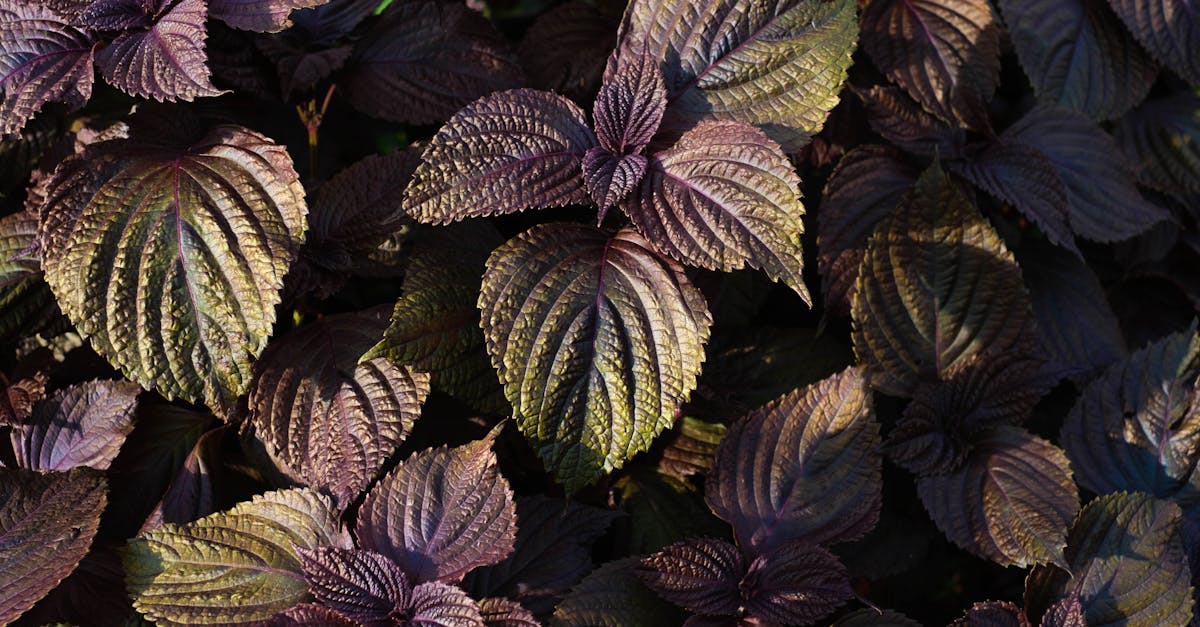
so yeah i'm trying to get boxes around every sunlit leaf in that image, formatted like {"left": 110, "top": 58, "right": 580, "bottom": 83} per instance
{"left": 95, "top": 0, "right": 224, "bottom": 101}
{"left": 0, "top": 1, "right": 94, "bottom": 136}
{"left": 297, "top": 546, "right": 407, "bottom": 623}
{"left": 12, "top": 379, "right": 139, "bottom": 472}
{"left": 208, "top": 0, "right": 329, "bottom": 32}
{"left": 479, "top": 597, "right": 540, "bottom": 627}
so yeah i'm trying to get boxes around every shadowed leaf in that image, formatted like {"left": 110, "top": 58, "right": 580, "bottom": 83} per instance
{"left": 0, "top": 211, "right": 55, "bottom": 344}
{"left": 142, "top": 425, "right": 229, "bottom": 530}
{"left": 298, "top": 546, "right": 407, "bottom": 623}
{"left": 740, "top": 542, "right": 852, "bottom": 626}
{"left": 852, "top": 84, "right": 967, "bottom": 158}
{"left": 636, "top": 537, "right": 744, "bottom": 616}
{"left": 519, "top": 0, "right": 621, "bottom": 102}
{"left": 12, "top": 379, "right": 139, "bottom": 472}
{"left": 833, "top": 609, "right": 923, "bottom": 626}
{"left": 550, "top": 557, "right": 684, "bottom": 627}
{"left": 1108, "top": 0, "right": 1200, "bottom": 84}
{"left": 1115, "top": 92, "right": 1200, "bottom": 202}
{"left": 208, "top": 0, "right": 329, "bottom": 32}
{"left": 948, "top": 601, "right": 1030, "bottom": 627}
{"left": 268, "top": 603, "right": 357, "bottom": 626}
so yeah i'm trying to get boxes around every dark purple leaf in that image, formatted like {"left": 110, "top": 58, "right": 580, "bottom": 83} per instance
{"left": 1108, "top": 0, "right": 1200, "bottom": 84}
{"left": 656, "top": 416, "right": 726, "bottom": 484}
{"left": 408, "top": 581, "right": 485, "bottom": 627}
{"left": 950, "top": 141, "right": 1078, "bottom": 255}
{"left": 478, "top": 597, "right": 539, "bottom": 627}
{"left": 917, "top": 427, "right": 1079, "bottom": 567}
{"left": 1041, "top": 595, "right": 1086, "bottom": 627}
{"left": 141, "top": 425, "right": 228, "bottom": 530}
{"left": 252, "top": 0, "right": 375, "bottom": 96}
{"left": 341, "top": 0, "right": 524, "bottom": 125}
{"left": 707, "top": 367, "right": 881, "bottom": 554}
{"left": 0, "top": 370, "right": 45, "bottom": 426}
{"left": 268, "top": 603, "right": 358, "bottom": 626}
{"left": 95, "top": 0, "right": 224, "bottom": 101}
{"left": 0, "top": 1, "right": 95, "bottom": 136}
{"left": 740, "top": 541, "right": 852, "bottom": 626}
{"left": 518, "top": 0, "right": 620, "bottom": 102}
{"left": 860, "top": 0, "right": 1000, "bottom": 129}
{"left": 298, "top": 546, "right": 408, "bottom": 623}
{"left": 636, "top": 537, "right": 744, "bottom": 617}
{"left": 852, "top": 84, "right": 967, "bottom": 158}
{"left": 817, "top": 145, "right": 919, "bottom": 315}
{"left": 949, "top": 601, "right": 1031, "bottom": 627}
{"left": 357, "top": 430, "right": 517, "bottom": 584}
{"left": 247, "top": 308, "right": 430, "bottom": 509}
{"left": 78, "top": 0, "right": 151, "bottom": 31}
{"left": 406, "top": 89, "right": 596, "bottom": 223}
{"left": 15, "top": 544, "right": 136, "bottom": 627}
{"left": 258, "top": 39, "right": 352, "bottom": 100}
{"left": 582, "top": 148, "right": 646, "bottom": 210}
{"left": 1115, "top": 91, "right": 1200, "bottom": 203}
{"left": 1061, "top": 325, "right": 1200, "bottom": 505}
{"left": 11, "top": 379, "right": 138, "bottom": 472}
{"left": 462, "top": 495, "right": 619, "bottom": 606}
{"left": 208, "top": 0, "right": 330, "bottom": 32}
{"left": 997, "top": 0, "right": 1158, "bottom": 119}
{"left": 631, "top": 120, "right": 811, "bottom": 301}
{"left": 0, "top": 467, "right": 106, "bottom": 625}
{"left": 833, "top": 609, "right": 923, "bottom": 626}
{"left": 551, "top": 557, "right": 685, "bottom": 627}
{"left": 593, "top": 51, "right": 666, "bottom": 155}
{"left": 1025, "top": 493, "right": 1192, "bottom": 627}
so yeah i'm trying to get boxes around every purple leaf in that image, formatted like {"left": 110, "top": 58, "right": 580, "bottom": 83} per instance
{"left": 518, "top": 0, "right": 621, "bottom": 102}
{"left": 1115, "top": 92, "right": 1200, "bottom": 203}
{"left": 860, "top": 0, "right": 1000, "bottom": 130}
{"left": 0, "top": 1, "right": 95, "bottom": 136}
{"left": 1107, "top": 0, "right": 1200, "bottom": 85}
{"left": 341, "top": 0, "right": 524, "bottom": 125}
{"left": 298, "top": 546, "right": 408, "bottom": 623}
{"left": 593, "top": 51, "right": 666, "bottom": 155}
{"left": 631, "top": 120, "right": 811, "bottom": 302}
{"left": 254, "top": 0, "right": 376, "bottom": 97}
{"left": 95, "top": 0, "right": 225, "bottom": 101}
{"left": 817, "top": 145, "right": 919, "bottom": 315}
{"left": 582, "top": 148, "right": 646, "bottom": 210}
{"left": 917, "top": 427, "right": 1080, "bottom": 567}
{"left": 406, "top": 89, "right": 596, "bottom": 224}
{"left": 140, "top": 425, "right": 228, "bottom": 530}
{"left": 208, "top": 0, "right": 330, "bottom": 32}
{"left": 0, "top": 370, "right": 46, "bottom": 426}
{"left": 707, "top": 367, "right": 881, "bottom": 554}
{"left": 1041, "top": 595, "right": 1086, "bottom": 627}
{"left": 997, "top": 0, "right": 1158, "bottom": 119}
{"left": 833, "top": 609, "right": 923, "bottom": 626}
{"left": 12, "top": 379, "right": 139, "bottom": 472}
{"left": 852, "top": 85, "right": 967, "bottom": 158}
{"left": 247, "top": 308, "right": 430, "bottom": 509}
{"left": 462, "top": 495, "right": 619, "bottom": 607}
{"left": 357, "top": 429, "right": 517, "bottom": 584}
{"left": 740, "top": 541, "right": 852, "bottom": 626}
{"left": 636, "top": 537, "right": 745, "bottom": 616}
{"left": 478, "top": 597, "right": 539, "bottom": 627}
{"left": 408, "top": 581, "right": 485, "bottom": 627}
{"left": 949, "top": 601, "right": 1031, "bottom": 627}
{"left": 0, "top": 468, "right": 106, "bottom": 625}
{"left": 268, "top": 603, "right": 358, "bottom": 626}
{"left": 551, "top": 557, "right": 685, "bottom": 627}
{"left": 78, "top": 0, "right": 152, "bottom": 31}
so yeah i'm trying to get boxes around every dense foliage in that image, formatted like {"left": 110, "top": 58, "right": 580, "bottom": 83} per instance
{"left": 0, "top": 0, "right": 1198, "bottom": 625}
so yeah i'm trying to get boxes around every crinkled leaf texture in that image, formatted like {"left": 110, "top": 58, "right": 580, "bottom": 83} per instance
{"left": 0, "top": 0, "right": 95, "bottom": 136}
{"left": 39, "top": 123, "right": 307, "bottom": 416}
{"left": 95, "top": 0, "right": 224, "bottom": 101}
{"left": 12, "top": 379, "right": 139, "bottom": 472}
{"left": 298, "top": 546, "right": 408, "bottom": 623}
{"left": 852, "top": 162, "right": 1033, "bottom": 396}
{"left": 247, "top": 308, "right": 430, "bottom": 509}
{"left": 706, "top": 367, "right": 881, "bottom": 554}
{"left": 0, "top": 372, "right": 46, "bottom": 426}
{"left": 949, "top": 601, "right": 1030, "bottom": 627}
{"left": 480, "top": 224, "right": 712, "bottom": 492}
{"left": 479, "top": 597, "right": 540, "bottom": 627}
{"left": 406, "top": 581, "right": 486, "bottom": 627}
{"left": 357, "top": 430, "right": 517, "bottom": 584}
{"left": 341, "top": 0, "right": 524, "bottom": 125}
{"left": 916, "top": 427, "right": 1079, "bottom": 567}
{"left": 739, "top": 541, "right": 852, "bottom": 626}
{"left": 269, "top": 603, "right": 357, "bottom": 626}
{"left": 1108, "top": 0, "right": 1200, "bottom": 85}
{"left": 629, "top": 121, "right": 812, "bottom": 302}
{"left": 608, "top": 0, "right": 859, "bottom": 152}
{"left": 1003, "top": 107, "right": 1171, "bottom": 243}
{"left": 852, "top": 84, "right": 968, "bottom": 158}
{"left": 407, "top": 89, "right": 596, "bottom": 223}
{"left": 550, "top": 557, "right": 683, "bottom": 627}
{"left": 860, "top": 0, "right": 1000, "bottom": 130}
{"left": 637, "top": 537, "right": 744, "bottom": 616}
{"left": 997, "top": 0, "right": 1157, "bottom": 119}
{"left": 124, "top": 488, "right": 351, "bottom": 625}
{"left": 1061, "top": 325, "right": 1200, "bottom": 506}
{"left": 1025, "top": 493, "right": 1194, "bottom": 627}
{"left": 208, "top": 0, "right": 329, "bottom": 32}
{"left": 0, "top": 211, "right": 55, "bottom": 343}
{"left": 0, "top": 467, "right": 106, "bottom": 626}
{"left": 834, "top": 608, "right": 923, "bottom": 626}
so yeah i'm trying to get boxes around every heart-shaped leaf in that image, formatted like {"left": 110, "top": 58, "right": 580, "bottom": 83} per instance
{"left": 0, "top": 0, "right": 95, "bottom": 136}
{"left": 12, "top": 379, "right": 139, "bottom": 472}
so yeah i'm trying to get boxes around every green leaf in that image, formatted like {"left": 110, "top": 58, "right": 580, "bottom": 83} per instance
{"left": 0, "top": 210, "right": 55, "bottom": 343}
{"left": 609, "top": 0, "right": 858, "bottom": 152}
{"left": 550, "top": 558, "right": 684, "bottom": 627}
{"left": 479, "top": 224, "right": 712, "bottom": 492}
{"left": 124, "top": 488, "right": 350, "bottom": 626}
{"left": 39, "top": 123, "right": 307, "bottom": 416}
{"left": 1025, "top": 492, "right": 1194, "bottom": 627}
{"left": 0, "top": 467, "right": 106, "bottom": 625}
{"left": 851, "top": 162, "right": 1033, "bottom": 396}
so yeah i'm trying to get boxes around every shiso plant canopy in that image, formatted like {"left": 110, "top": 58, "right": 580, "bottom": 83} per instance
{"left": 0, "top": 0, "right": 1197, "bottom": 625}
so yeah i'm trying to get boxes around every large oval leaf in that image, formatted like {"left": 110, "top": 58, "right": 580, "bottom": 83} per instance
{"left": 607, "top": 0, "right": 858, "bottom": 152}
{"left": 630, "top": 120, "right": 811, "bottom": 302}
{"left": 1025, "top": 493, "right": 1193, "bottom": 627}
{"left": 860, "top": 0, "right": 1000, "bottom": 130}
{"left": 1108, "top": 0, "right": 1200, "bottom": 85}
{"left": 124, "top": 488, "right": 350, "bottom": 625}
{"left": 406, "top": 89, "right": 596, "bottom": 224}
{"left": 706, "top": 367, "right": 881, "bottom": 554}
{"left": 246, "top": 308, "right": 431, "bottom": 509}
{"left": 917, "top": 427, "right": 1079, "bottom": 567}
{"left": 997, "top": 0, "right": 1157, "bottom": 119}
{"left": 479, "top": 224, "right": 712, "bottom": 492}
{"left": 0, "top": 467, "right": 106, "bottom": 625}
{"left": 356, "top": 431, "right": 517, "bottom": 584}
{"left": 851, "top": 162, "right": 1033, "bottom": 396}
{"left": 12, "top": 379, "right": 139, "bottom": 472}
{"left": 39, "top": 123, "right": 307, "bottom": 415}
{"left": 0, "top": 0, "right": 95, "bottom": 136}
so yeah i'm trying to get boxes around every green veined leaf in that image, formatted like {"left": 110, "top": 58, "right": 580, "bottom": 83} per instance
{"left": 851, "top": 162, "right": 1033, "bottom": 396}
{"left": 1107, "top": 0, "right": 1200, "bottom": 85}
{"left": 0, "top": 210, "right": 55, "bottom": 343}
{"left": 917, "top": 427, "right": 1079, "bottom": 568}
{"left": 608, "top": 0, "right": 858, "bottom": 152}
{"left": 1025, "top": 493, "right": 1194, "bottom": 627}
{"left": 0, "top": 467, "right": 106, "bottom": 625}
{"left": 479, "top": 224, "right": 712, "bottom": 492}
{"left": 124, "top": 488, "right": 350, "bottom": 626}
{"left": 246, "top": 308, "right": 430, "bottom": 509}
{"left": 39, "top": 123, "right": 307, "bottom": 416}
